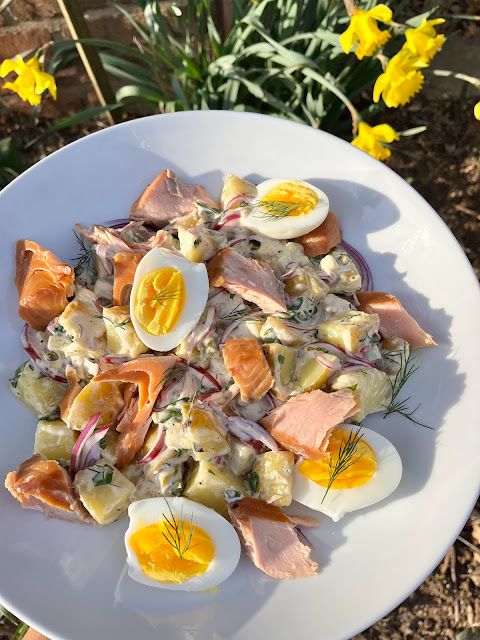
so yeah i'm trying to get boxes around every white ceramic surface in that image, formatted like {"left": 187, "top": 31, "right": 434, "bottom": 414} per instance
{"left": 0, "top": 111, "right": 479, "bottom": 640}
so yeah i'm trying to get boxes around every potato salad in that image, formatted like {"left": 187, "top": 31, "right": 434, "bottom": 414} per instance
{"left": 6, "top": 169, "right": 436, "bottom": 587}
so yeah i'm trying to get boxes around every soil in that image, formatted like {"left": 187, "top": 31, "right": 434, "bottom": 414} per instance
{"left": 0, "top": 11, "right": 479, "bottom": 640}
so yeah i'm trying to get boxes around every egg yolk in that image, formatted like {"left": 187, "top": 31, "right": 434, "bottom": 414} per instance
{"left": 129, "top": 520, "right": 215, "bottom": 584}
{"left": 260, "top": 181, "right": 318, "bottom": 218}
{"left": 298, "top": 428, "right": 377, "bottom": 489}
{"left": 135, "top": 267, "right": 186, "bottom": 336}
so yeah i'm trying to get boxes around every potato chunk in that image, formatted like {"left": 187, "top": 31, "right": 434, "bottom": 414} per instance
{"left": 178, "top": 226, "right": 226, "bottom": 262}
{"left": 74, "top": 460, "right": 135, "bottom": 525}
{"left": 11, "top": 362, "right": 66, "bottom": 417}
{"left": 183, "top": 461, "right": 245, "bottom": 517}
{"left": 260, "top": 317, "right": 306, "bottom": 347}
{"left": 103, "top": 306, "right": 148, "bottom": 358}
{"left": 331, "top": 367, "right": 392, "bottom": 421}
{"left": 320, "top": 249, "right": 362, "bottom": 294}
{"left": 226, "top": 437, "right": 257, "bottom": 476}
{"left": 317, "top": 310, "right": 379, "bottom": 354}
{"left": 34, "top": 419, "right": 78, "bottom": 460}
{"left": 220, "top": 174, "right": 257, "bottom": 208}
{"left": 263, "top": 343, "right": 296, "bottom": 400}
{"left": 295, "top": 350, "right": 340, "bottom": 392}
{"left": 253, "top": 451, "right": 294, "bottom": 507}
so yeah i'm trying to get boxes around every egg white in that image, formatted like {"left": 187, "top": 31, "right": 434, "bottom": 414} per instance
{"left": 240, "top": 178, "right": 329, "bottom": 240}
{"left": 130, "top": 248, "right": 209, "bottom": 352}
{"left": 125, "top": 497, "right": 241, "bottom": 591}
{"left": 293, "top": 427, "right": 402, "bottom": 522}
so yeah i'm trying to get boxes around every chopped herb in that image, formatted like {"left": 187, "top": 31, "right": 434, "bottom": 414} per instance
{"left": 246, "top": 471, "right": 259, "bottom": 494}
{"left": 249, "top": 239, "right": 261, "bottom": 250}
{"left": 229, "top": 293, "right": 235, "bottom": 299}
{"left": 45, "top": 351, "right": 59, "bottom": 361}
{"left": 348, "top": 384, "right": 358, "bottom": 391}
{"left": 382, "top": 345, "right": 431, "bottom": 428}
{"left": 277, "top": 354, "right": 285, "bottom": 365}
{"left": 89, "top": 464, "right": 114, "bottom": 487}
{"left": 208, "top": 469, "right": 216, "bottom": 475}
{"left": 155, "top": 364, "right": 187, "bottom": 391}
{"left": 99, "top": 438, "right": 107, "bottom": 450}
{"left": 101, "top": 316, "right": 131, "bottom": 330}
{"left": 9, "top": 362, "right": 26, "bottom": 389}
{"left": 224, "top": 489, "right": 241, "bottom": 501}
{"left": 169, "top": 481, "right": 183, "bottom": 497}
{"left": 322, "top": 427, "right": 364, "bottom": 502}
{"left": 193, "top": 237, "right": 202, "bottom": 247}
{"left": 195, "top": 201, "right": 222, "bottom": 216}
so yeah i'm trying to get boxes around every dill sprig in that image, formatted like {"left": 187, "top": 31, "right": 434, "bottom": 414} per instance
{"left": 183, "top": 389, "right": 199, "bottom": 431}
{"left": 198, "top": 198, "right": 302, "bottom": 223}
{"left": 322, "top": 426, "right": 365, "bottom": 503}
{"left": 155, "top": 364, "right": 188, "bottom": 391}
{"left": 218, "top": 302, "right": 251, "bottom": 321}
{"left": 72, "top": 230, "right": 94, "bottom": 272}
{"left": 160, "top": 498, "right": 197, "bottom": 560}
{"left": 250, "top": 199, "right": 302, "bottom": 220}
{"left": 151, "top": 284, "right": 181, "bottom": 309}
{"left": 99, "top": 316, "right": 131, "bottom": 330}
{"left": 382, "top": 345, "right": 431, "bottom": 429}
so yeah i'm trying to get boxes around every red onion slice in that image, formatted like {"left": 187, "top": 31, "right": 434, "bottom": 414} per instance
{"left": 136, "top": 424, "right": 165, "bottom": 465}
{"left": 219, "top": 311, "right": 264, "bottom": 347}
{"left": 188, "top": 364, "right": 222, "bottom": 391}
{"left": 102, "top": 218, "right": 131, "bottom": 229}
{"left": 224, "top": 194, "right": 254, "bottom": 211}
{"left": 306, "top": 341, "right": 374, "bottom": 368}
{"left": 315, "top": 354, "right": 339, "bottom": 370}
{"left": 213, "top": 213, "right": 241, "bottom": 231}
{"left": 21, "top": 324, "right": 67, "bottom": 383}
{"left": 185, "top": 307, "right": 216, "bottom": 352}
{"left": 70, "top": 413, "right": 102, "bottom": 476}
{"left": 78, "top": 425, "right": 110, "bottom": 471}
{"left": 340, "top": 241, "right": 373, "bottom": 292}
{"left": 227, "top": 416, "right": 278, "bottom": 452}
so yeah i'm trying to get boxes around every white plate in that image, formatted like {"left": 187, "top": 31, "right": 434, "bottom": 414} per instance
{"left": 0, "top": 112, "right": 479, "bottom": 640}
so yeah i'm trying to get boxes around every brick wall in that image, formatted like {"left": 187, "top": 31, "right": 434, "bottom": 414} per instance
{"left": 0, "top": 0, "right": 145, "bottom": 115}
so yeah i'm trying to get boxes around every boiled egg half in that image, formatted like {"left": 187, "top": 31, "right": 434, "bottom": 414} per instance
{"left": 130, "top": 248, "right": 208, "bottom": 351}
{"left": 125, "top": 497, "right": 241, "bottom": 591}
{"left": 240, "top": 178, "right": 329, "bottom": 240}
{"left": 293, "top": 426, "right": 402, "bottom": 521}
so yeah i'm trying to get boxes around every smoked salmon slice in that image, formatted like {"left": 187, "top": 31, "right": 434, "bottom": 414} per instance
{"left": 207, "top": 247, "right": 287, "bottom": 313}
{"left": 227, "top": 497, "right": 318, "bottom": 579}
{"left": 130, "top": 168, "right": 218, "bottom": 228}
{"left": 113, "top": 252, "right": 143, "bottom": 305}
{"left": 222, "top": 338, "right": 274, "bottom": 402}
{"left": 15, "top": 240, "right": 74, "bottom": 331}
{"left": 296, "top": 211, "right": 341, "bottom": 257}
{"left": 356, "top": 291, "right": 437, "bottom": 348}
{"left": 261, "top": 389, "right": 356, "bottom": 461}
{"left": 59, "top": 365, "right": 83, "bottom": 422}
{"left": 93, "top": 356, "right": 177, "bottom": 467}
{"left": 5, "top": 455, "right": 92, "bottom": 523}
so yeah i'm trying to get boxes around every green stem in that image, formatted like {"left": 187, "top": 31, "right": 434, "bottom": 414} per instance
{"left": 428, "top": 69, "right": 480, "bottom": 89}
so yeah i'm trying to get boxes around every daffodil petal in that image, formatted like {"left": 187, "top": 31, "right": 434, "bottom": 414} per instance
{"left": 373, "top": 73, "right": 387, "bottom": 103}
{"left": 474, "top": 101, "right": 480, "bottom": 121}
{"left": 367, "top": 4, "right": 393, "bottom": 24}
{"left": 372, "top": 124, "right": 399, "bottom": 142}
{"left": 339, "top": 24, "right": 358, "bottom": 54}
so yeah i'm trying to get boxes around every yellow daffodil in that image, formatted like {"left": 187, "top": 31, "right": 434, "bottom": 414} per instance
{"left": 404, "top": 18, "right": 445, "bottom": 63}
{"left": 0, "top": 55, "right": 57, "bottom": 106}
{"left": 474, "top": 101, "right": 480, "bottom": 121}
{"left": 373, "top": 49, "right": 426, "bottom": 108}
{"left": 351, "top": 122, "right": 398, "bottom": 161}
{"left": 339, "top": 4, "right": 393, "bottom": 60}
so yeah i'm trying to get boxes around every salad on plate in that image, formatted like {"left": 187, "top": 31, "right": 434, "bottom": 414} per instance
{"left": 5, "top": 169, "right": 436, "bottom": 590}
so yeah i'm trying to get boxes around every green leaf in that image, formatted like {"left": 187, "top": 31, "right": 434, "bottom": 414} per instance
{"left": 456, "top": 630, "right": 480, "bottom": 640}
{"left": 405, "top": 7, "right": 440, "bottom": 27}
{"left": 0, "top": 137, "right": 23, "bottom": 174}
{"left": 115, "top": 84, "right": 164, "bottom": 104}
{"left": 12, "top": 622, "right": 29, "bottom": 640}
